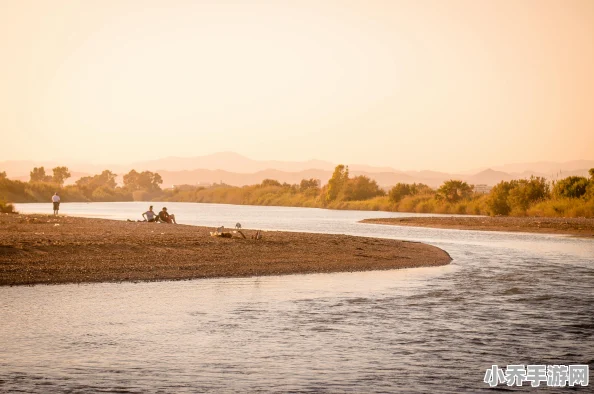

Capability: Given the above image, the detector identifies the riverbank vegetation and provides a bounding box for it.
[1,166,593,218]
[0,167,162,204]
[0,200,16,213]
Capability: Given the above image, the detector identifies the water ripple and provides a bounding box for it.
[3,203,594,392]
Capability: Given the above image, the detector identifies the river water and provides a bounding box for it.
[2,202,593,392]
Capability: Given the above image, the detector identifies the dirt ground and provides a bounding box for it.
[361,216,594,238]
[0,214,451,286]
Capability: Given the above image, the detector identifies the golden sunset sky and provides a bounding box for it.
[1,0,593,171]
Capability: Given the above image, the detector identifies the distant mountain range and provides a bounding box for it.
[132,151,401,173]
[2,153,592,189]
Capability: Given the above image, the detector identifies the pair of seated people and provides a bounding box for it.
[142,206,177,224]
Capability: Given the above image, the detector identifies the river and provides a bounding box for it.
[2,202,593,392]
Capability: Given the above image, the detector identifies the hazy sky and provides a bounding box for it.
[1,0,593,171]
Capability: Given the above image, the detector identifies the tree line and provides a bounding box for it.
[0,166,163,204]
[2,165,594,217]
[384,170,594,217]
[163,165,594,218]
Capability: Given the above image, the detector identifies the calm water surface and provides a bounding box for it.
[2,202,593,392]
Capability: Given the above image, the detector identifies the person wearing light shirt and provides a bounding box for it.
[142,205,158,222]
[52,192,61,216]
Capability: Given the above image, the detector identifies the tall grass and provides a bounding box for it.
[527,198,594,218]
[163,184,322,208]
[161,183,594,218]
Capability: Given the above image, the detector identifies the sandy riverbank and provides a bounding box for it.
[360,216,594,237]
[0,214,451,286]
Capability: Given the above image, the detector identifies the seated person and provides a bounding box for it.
[142,206,158,222]
[158,207,177,224]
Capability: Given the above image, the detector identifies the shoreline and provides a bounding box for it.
[360,216,594,238]
[0,214,451,286]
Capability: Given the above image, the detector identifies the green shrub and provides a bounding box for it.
[436,180,473,203]
[553,176,589,199]
[341,176,385,201]
[487,177,549,216]
[0,200,17,213]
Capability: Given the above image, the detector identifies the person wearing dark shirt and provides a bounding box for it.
[158,207,177,224]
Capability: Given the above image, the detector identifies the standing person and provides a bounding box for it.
[142,205,158,222]
[158,207,177,224]
[52,192,61,216]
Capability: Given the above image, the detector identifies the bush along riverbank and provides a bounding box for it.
[2,166,594,218]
